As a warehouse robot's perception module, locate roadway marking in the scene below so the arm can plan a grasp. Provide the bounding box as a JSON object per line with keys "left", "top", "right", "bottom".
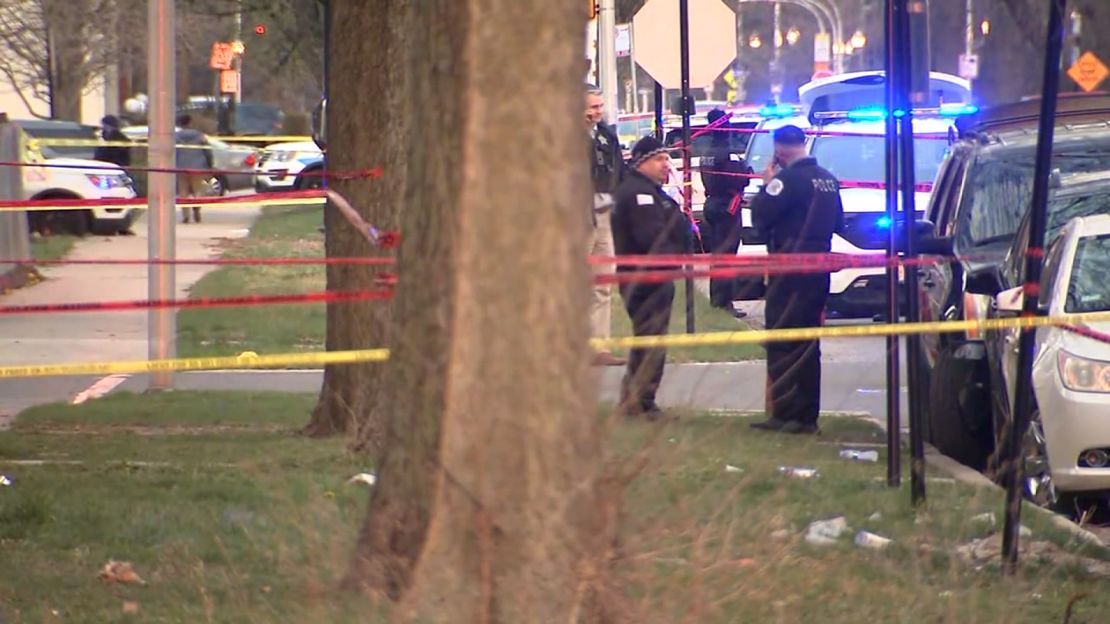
{"left": 72, "top": 374, "right": 130, "bottom": 405}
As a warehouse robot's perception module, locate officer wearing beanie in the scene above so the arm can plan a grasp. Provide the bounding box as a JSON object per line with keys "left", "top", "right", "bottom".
{"left": 611, "top": 135, "right": 691, "bottom": 420}
{"left": 748, "top": 125, "right": 843, "bottom": 435}
{"left": 700, "top": 108, "right": 753, "bottom": 317}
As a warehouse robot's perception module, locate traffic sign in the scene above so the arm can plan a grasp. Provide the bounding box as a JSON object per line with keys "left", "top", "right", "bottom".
{"left": 1067, "top": 51, "right": 1109, "bottom": 93}
{"left": 219, "top": 69, "right": 240, "bottom": 94}
{"left": 209, "top": 42, "right": 234, "bottom": 70}
{"left": 958, "top": 53, "right": 979, "bottom": 80}
{"left": 615, "top": 23, "right": 631, "bottom": 58}
{"left": 632, "top": 0, "right": 736, "bottom": 89}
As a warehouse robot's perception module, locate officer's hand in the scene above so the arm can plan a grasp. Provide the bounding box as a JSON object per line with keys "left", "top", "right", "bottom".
{"left": 762, "top": 162, "right": 779, "bottom": 185}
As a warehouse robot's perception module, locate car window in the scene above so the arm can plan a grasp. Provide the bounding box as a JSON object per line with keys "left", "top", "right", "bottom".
{"left": 955, "top": 158, "right": 1034, "bottom": 249}
{"left": 927, "top": 150, "right": 963, "bottom": 231}
{"left": 1065, "top": 234, "right": 1110, "bottom": 313}
{"left": 1040, "top": 236, "right": 1065, "bottom": 308}
{"left": 811, "top": 135, "right": 949, "bottom": 185}
{"left": 745, "top": 131, "right": 775, "bottom": 174}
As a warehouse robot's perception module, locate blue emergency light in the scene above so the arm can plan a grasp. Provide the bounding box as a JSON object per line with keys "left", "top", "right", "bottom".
{"left": 938, "top": 103, "right": 980, "bottom": 116}
{"left": 876, "top": 216, "right": 893, "bottom": 229}
{"left": 759, "top": 103, "right": 798, "bottom": 118}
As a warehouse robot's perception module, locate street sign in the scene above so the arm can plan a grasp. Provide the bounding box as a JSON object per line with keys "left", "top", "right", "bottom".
{"left": 958, "top": 53, "right": 979, "bottom": 80}
{"left": 1067, "top": 51, "right": 1109, "bottom": 93}
{"left": 219, "top": 69, "right": 240, "bottom": 94}
{"left": 616, "top": 23, "right": 631, "bottom": 58}
{"left": 632, "top": 0, "right": 736, "bottom": 89}
{"left": 209, "top": 42, "right": 234, "bottom": 70}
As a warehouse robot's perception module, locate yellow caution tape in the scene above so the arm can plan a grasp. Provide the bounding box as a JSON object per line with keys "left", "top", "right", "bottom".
{"left": 0, "top": 196, "right": 324, "bottom": 213}
{"left": 1, "top": 311, "right": 1108, "bottom": 379}
{"left": 33, "top": 136, "right": 313, "bottom": 148}
{"left": 0, "top": 349, "right": 388, "bottom": 379}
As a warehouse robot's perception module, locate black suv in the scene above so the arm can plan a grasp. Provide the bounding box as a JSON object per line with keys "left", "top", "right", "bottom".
{"left": 915, "top": 95, "right": 1110, "bottom": 469}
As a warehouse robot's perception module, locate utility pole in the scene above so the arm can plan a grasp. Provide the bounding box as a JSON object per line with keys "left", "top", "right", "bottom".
{"left": 771, "top": 1, "right": 783, "bottom": 103}
{"left": 147, "top": 0, "right": 176, "bottom": 390}
{"left": 679, "top": 0, "right": 695, "bottom": 333}
{"left": 598, "top": 0, "right": 619, "bottom": 123}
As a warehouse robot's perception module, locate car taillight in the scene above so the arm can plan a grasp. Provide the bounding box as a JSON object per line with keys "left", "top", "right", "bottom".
{"left": 243, "top": 153, "right": 258, "bottom": 167}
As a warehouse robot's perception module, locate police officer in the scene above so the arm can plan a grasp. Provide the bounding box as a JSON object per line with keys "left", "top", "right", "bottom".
{"left": 586, "top": 85, "right": 627, "bottom": 366}
{"left": 700, "top": 108, "right": 753, "bottom": 318}
{"left": 611, "top": 136, "right": 691, "bottom": 420}
{"left": 748, "top": 125, "right": 843, "bottom": 434}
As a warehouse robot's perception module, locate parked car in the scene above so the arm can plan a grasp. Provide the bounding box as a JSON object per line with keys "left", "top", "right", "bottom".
{"left": 14, "top": 123, "right": 139, "bottom": 236}
{"left": 914, "top": 94, "right": 1110, "bottom": 469}
{"left": 119, "top": 126, "right": 258, "bottom": 194}
{"left": 253, "top": 141, "right": 324, "bottom": 192}
{"left": 13, "top": 118, "right": 99, "bottom": 160}
{"left": 982, "top": 208, "right": 1110, "bottom": 509}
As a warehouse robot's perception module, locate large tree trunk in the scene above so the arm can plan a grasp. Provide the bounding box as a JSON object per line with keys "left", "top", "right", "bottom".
{"left": 43, "top": 0, "right": 90, "bottom": 121}
{"left": 303, "top": 1, "right": 408, "bottom": 442}
{"left": 347, "top": 0, "right": 620, "bottom": 620}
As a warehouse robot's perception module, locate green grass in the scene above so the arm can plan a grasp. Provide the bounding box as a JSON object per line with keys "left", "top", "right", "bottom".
{"left": 30, "top": 234, "right": 78, "bottom": 262}
{"left": 177, "top": 206, "right": 327, "bottom": 357}
{"left": 610, "top": 280, "right": 764, "bottom": 362}
{"left": 4, "top": 392, "right": 1110, "bottom": 622}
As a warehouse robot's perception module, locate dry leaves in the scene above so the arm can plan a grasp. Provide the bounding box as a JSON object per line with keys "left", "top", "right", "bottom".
{"left": 97, "top": 560, "right": 146, "bottom": 585}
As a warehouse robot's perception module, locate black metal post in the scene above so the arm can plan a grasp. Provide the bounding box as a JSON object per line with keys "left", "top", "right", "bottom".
{"left": 896, "top": 0, "right": 926, "bottom": 505}
{"left": 1002, "top": 0, "right": 1068, "bottom": 575}
{"left": 883, "top": 0, "right": 901, "bottom": 488}
{"left": 679, "top": 0, "right": 695, "bottom": 333}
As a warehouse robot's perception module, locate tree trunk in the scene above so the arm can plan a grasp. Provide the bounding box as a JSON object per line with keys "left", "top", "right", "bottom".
{"left": 347, "top": 0, "right": 620, "bottom": 620}
{"left": 43, "top": 0, "right": 89, "bottom": 122}
{"left": 302, "top": 0, "right": 409, "bottom": 443}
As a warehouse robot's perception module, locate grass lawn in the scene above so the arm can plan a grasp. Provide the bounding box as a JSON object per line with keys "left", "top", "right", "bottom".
{"left": 3, "top": 392, "right": 1110, "bottom": 622}
{"left": 609, "top": 280, "right": 764, "bottom": 362}
{"left": 177, "top": 206, "right": 328, "bottom": 357}
{"left": 30, "top": 234, "right": 78, "bottom": 262}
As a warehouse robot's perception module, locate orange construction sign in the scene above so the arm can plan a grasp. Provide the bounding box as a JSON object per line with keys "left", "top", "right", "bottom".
{"left": 219, "top": 70, "right": 240, "bottom": 94}
{"left": 1067, "top": 51, "right": 1109, "bottom": 93}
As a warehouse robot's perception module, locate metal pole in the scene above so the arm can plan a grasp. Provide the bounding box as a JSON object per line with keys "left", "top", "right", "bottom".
{"left": 883, "top": 0, "right": 901, "bottom": 488}
{"left": 679, "top": 0, "right": 695, "bottom": 334}
{"left": 147, "top": 0, "right": 176, "bottom": 390}
{"left": 772, "top": 1, "right": 782, "bottom": 103}
{"left": 896, "top": 0, "right": 925, "bottom": 505}
{"left": 599, "top": 0, "right": 619, "bottom": 124}
{"left": 629, "top": 22, "right": 638, "bottom": 113}
{"left": 653, "top": 81, "right": 664, "bottom": 141}
{"left": 1002, "top": 0, "right": 1068, "bottom": 575}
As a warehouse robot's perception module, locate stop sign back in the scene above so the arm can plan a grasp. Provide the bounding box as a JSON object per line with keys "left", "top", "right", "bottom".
{"left": 632, "top": 0, "right": 737, "bottom": 89}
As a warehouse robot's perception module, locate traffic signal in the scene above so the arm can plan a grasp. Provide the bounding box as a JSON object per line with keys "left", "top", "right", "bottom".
{"left": 254, "top": 24, "right": 266, "bottom": 36}
{"left": 588, "top": 1, "right": 597, "bottom": 20}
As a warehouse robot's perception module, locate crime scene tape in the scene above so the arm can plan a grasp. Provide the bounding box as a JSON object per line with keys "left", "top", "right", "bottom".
{"left": 2, "top": 256, "right": 396, "bottom": 267}
{"left": 0, "top": 189, "right": 326, "bottom": 212}
{"left": 0, "top": 159, "right": 379, "bottom": 181}
{"left": 674, "top": 166, "right": 935, "bottom": 193}
{"left": 3, "top": 312, "right": 1110, "bottom": 379}
{"left": 698, "top": 127, "right": 950, "bottom": 141}
{"left": 0, "top": 289, "right": 392, "bottom": 316}
{"left": 32, "top": 135, "right": 314, "bottom": 147}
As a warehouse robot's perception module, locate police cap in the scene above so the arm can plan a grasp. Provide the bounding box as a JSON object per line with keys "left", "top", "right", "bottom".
{"left": 772, "top": 125, "right": 806, "bottom": 146}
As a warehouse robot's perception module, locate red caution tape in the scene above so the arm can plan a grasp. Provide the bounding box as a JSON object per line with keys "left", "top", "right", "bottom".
{"left": 0, "top": 160, "right": 382, "bottom": 181}
{"left": 0, "top": 289, "right": 393, "bottom": 316}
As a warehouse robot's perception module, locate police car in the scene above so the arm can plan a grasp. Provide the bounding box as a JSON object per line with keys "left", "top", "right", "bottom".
{"left": 254, "top": 140, "right": 325, "bottom": 192}
{"left": 734, "top": 71, "right": 973, "bottom": 319}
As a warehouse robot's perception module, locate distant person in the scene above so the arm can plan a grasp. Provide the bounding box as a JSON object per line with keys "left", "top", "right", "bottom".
{"left": 586, "top": 85, "right": 626, "bottom": 367}
{"left": 610, "top": 136, "right": 691, "bottom": 420}
{"left": 93, "top": 115, "right": 131, "bottom": 168}
{"left": 748, "top": 125, "right": 844, "bottom": 435}
{"left": 700, "top": 108, "right": 753, "bottom": 318}
{"left": 174, "top": 113, "right": 214, "bottom": 223}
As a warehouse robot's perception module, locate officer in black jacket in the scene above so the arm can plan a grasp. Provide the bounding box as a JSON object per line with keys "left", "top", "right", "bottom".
{"left": 611, "top": 136, "right": 691, "bottom": 420}
{"left": 93, "top": 115, "right": 131, "bottom": 169}
{"left": 748, "top": 125, "right": 844, "bottom": 434}
{"left": 700, "top": 108, "right": 753, "bottom": 317}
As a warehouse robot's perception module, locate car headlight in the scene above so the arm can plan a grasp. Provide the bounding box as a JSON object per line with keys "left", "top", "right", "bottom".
{"left": 1058, "top": 351, "right": 1110, "bottom": 393}
{"left": 269, "top": 151, "right": 297, "bottom": 163}
{"left": 85, "top": 173, "right": 128, "bottom": 190}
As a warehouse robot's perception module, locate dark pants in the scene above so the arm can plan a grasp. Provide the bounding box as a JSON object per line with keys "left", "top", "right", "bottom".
{"left": 764, "top": 272, "right": 829, "bottom": 425}
{"left": 618, "top": 280, "right": 675, "bottom": 411}
{"left": 703, "top": 195, "right": 743, "bottom": 307}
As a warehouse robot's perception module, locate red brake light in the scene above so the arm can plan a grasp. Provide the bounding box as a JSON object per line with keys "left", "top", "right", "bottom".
{"left": 244, "top": 153, "right": 257, "bottom": 167}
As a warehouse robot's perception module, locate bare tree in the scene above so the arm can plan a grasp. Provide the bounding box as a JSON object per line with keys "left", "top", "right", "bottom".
{"left": 344, "top": 0, "right": 620, "bottom": 620}
{"left": 302, "top": 0, "right": 407, "bottom": 443}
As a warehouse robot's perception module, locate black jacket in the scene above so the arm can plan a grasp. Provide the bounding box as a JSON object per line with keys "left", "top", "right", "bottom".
{"left": 611, "top": 169, "right": 691, "bottom": 270}
{"left": 750, "top": 156, "right": 844, "bottom": 254}
{"left": 93, "top": 128, "right": 131, "bottom": 168}
{"left": 590, "top": 122, "right": 624, "bottom": 194}
{"left": 700, "top": 141, "right": 751, "bottom": 198}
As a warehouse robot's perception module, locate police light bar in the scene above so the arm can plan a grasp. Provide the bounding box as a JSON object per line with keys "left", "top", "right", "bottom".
{"left": 758, "top": 103, "right": 798, "bottom": 118}
{"left": 813, "top": 104, "right": 979, "bottom": 122}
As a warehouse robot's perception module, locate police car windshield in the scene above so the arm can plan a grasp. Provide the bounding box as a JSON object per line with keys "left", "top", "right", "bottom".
{"left": 811, "top": 135, "right": 948, "bottom": 185}
{"left": 746, "top": 133, "right": 775, "bottom": 173}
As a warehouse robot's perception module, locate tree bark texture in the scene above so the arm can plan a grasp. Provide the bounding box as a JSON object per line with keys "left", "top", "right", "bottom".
{"left": 303, "top": 0, "right": 409, "bottom": 442}
{"left": 348, "top": 0, "right": 620, "bottom": 621}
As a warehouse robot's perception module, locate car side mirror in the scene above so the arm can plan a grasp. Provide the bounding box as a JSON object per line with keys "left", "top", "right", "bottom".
{"left": 311, "top": 97, "right": 327, "bottom": 150}
{"left": 966, "top": 266, "right": 1005, "bottom": 296}
{"left": 994, "top": 286, "right": 1024, "bottom": 315}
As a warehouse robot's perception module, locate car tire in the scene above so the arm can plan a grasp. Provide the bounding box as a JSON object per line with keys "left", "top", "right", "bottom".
{"left": 296, "top": 167, "right": 324, "bottom": 190}
{"left": 209, "top": 176, "right": 228, "bottom": 196}
{"left": 927, "top": 341, "right": 994, "bottom": 469}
